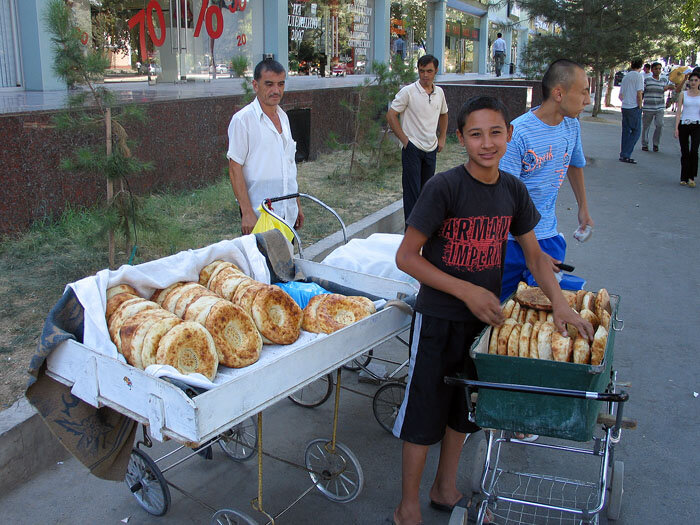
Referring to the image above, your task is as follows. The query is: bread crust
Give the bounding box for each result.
[141,317,182,369]
[156,321,219,380]
[252,286,303,344]
[106,292,138,319]
[599,309,611,331]
[502,299,516,318]
[551,331,572,362]
[219,275,254,302]
[235,283,269,316]
[317,293,371,334]
[302,294,328,333]
[581,291,595,311]
[524,308,538,326]
[488,325,500,354]
[151,282,184,306]
[595,288,611,316]
[579,309,599,330]
[108,299,159,349]
[575,290,587,312]
[199,260,225,286]
[519,322,532,357]
[183,295,222,322]
[497,319,517,355]
[174,283,216,318]
[573,335,591,364]
[107,284,138,301]
[591,326,608,366]
[205,261,236,289]
[204,300,262,368]
[510,302,521,321]
[529,321,542,358]
[120,310,174,368]
[537,322,555,360]
[349,296,376,315]
[507,324,521,357]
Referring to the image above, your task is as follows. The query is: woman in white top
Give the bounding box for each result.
[674,71,700,187]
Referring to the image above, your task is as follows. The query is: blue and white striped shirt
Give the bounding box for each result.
[499,108,586,240]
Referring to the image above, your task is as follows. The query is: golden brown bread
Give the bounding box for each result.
[529,321,543,358]
[488,325,500,354]
[497,319,517,356]
[579,309,599,330]
[156,321,219,380]
[204,300,262,368]
[581,291,595,312]
[205,261,237,289]
[151,282,184,306]
[567,323,579,341]
[515,287,552,311]
[537,322,555,360]
[198,260,226,286]
[141,317,182,369]
[317,293,371,334]
[591,326,608,366]
[349,296,377,315]
[502,299,516,318]
[517,307,527,323]
[519,322,532,357]
[235,283,269,316]
[219,275,254,302]
[119,310,175,368]
[516,281,529,294]
[174,283,216,318]
[575,289,587,312]
[510,302,521,321]
[538,310,548,323]
[162,283,196,313]
[595,288,611,316]
[231,279,262,306]
[252,286,303,344]
[562,290,577,309]
[183,295,222,322]
[107,284,138,301]
[108,299,159,349]
[551,331,572,362]
[524,308,539,326]
[106,292,138,319]
[573,335,591,364]
[599,309,611,331]
[507,324,521,357]
[210,267,249,300]
[302,294,328,333]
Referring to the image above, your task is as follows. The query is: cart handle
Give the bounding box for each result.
[444,377,629,403]
[261,193,347,259]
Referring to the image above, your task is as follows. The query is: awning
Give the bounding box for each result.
[446,0,488,17]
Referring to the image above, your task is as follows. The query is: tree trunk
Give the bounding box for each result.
[592,70,603,117]
[106,107,115,269]
[604,70,614,107]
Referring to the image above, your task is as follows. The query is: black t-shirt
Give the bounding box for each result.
[407,165,540,322]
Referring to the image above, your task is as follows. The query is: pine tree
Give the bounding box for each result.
[45,0,154,267]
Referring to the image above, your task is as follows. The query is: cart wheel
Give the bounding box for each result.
[448,497,486,525]
[124,448,171,516]
[288,373,333,408]
[342,350,373,371]
[463,431,487,495]
[606,460,624,520]
[219,417,258,462]
[304,439,364,503]
[211,508,258,525]
[372,381,406,433]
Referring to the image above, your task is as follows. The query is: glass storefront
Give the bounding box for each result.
[390,0,426,65]
[444,7,480,74]
[0,0,21,88]
[287,0,374,77]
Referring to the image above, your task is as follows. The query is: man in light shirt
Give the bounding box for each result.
[618,58,645,164]
[493,33,507,77]
[227,59,304,234]
[387,55,448,223]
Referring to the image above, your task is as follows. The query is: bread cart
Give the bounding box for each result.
[444,294,634,525]
[44,240,416,524]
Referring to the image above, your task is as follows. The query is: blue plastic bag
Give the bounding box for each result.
[275,281,330,309]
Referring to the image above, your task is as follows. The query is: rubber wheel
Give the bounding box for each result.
[372,381,406,433]
[304,439,364,502]
[211,508,258,525]
[342,349,373,371]
[219,417,257,461]
[124,448,171,516]
[288,373,333,408]
[606,460,624,520]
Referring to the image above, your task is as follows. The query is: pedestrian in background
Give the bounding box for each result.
[674,71,700,188]
[492,33,507,77]
[618,59,645,164]
[641,62,674,152]
[387,55,448,224]
[643,63,652,78]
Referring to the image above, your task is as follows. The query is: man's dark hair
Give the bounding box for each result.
[497,32,502,38]
[254,59,285,80]
[631,58,644,70]
[644,63,651,69]
[651,62,662,69]
[541,59,585,101]
[457,96,511,133]
[417,54,438,69]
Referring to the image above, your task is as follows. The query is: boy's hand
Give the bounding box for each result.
[461,284,504,326]
[552,304,594,341]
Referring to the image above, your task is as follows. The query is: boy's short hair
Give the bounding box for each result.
[631,58,644,70]
[418,54,439,69]
[541,59,584,100]
[457,96,511,133]
[651,62,662,69]
[254,59,286,80]
[497,32,502,38]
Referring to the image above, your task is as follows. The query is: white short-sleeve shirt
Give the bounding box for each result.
[390,81,448,152]
[619,70,645,109]
[227,97,298,223]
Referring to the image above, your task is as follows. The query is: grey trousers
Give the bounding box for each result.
[642,109,664,147]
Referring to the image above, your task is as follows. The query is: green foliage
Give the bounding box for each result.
[337,55,417,180]
[230,54,248,77]
[45,0,154,267]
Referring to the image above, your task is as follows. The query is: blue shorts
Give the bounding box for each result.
[500,234,585,302]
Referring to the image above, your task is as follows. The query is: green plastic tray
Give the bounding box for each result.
[468,295,620,442]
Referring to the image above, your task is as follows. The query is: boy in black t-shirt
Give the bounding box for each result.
[390,96,593,525]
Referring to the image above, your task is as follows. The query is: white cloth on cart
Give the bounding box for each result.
[321,233,419,291]
[67,235,270,364]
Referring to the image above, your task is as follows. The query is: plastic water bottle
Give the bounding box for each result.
[573,225,593,243]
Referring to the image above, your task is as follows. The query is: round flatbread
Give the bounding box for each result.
[488,324,501,355]
[551,331,572,362]
[529,321,543,358]
[204,301,262,368]
[235,283,269,316]
[107,284,138,301]
[231,279,261,305]
[317,294,371,334]
[108,298,158,346]
[141,317,182,369]
[207,263,240,291]
[518,322,532,358]
[162,282,201,314]
[524,308,538,326]
[252,286,303,344]
[199,260,226,286]
[219,274,255,302]
[106,292,138,319]
[183,295,222,322]
[119,310,174,368]
[507,324,521,357]
[302,294,328,333]
[573,335,591,364]
[209,267,245,298]
[537,322,555,360]
[579,309,599,330]
[348,296,376,315]
[497,318,517,356]
[502,299,516,318]
[156,321,219,380]
[151,282,184,306]
[575,290,587,312]
[174,283,215,318]
[591,326,608,366]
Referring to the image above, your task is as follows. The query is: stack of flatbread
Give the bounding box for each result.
[106,284,219,380]
[488,282,612,365]
[302,294,376,334]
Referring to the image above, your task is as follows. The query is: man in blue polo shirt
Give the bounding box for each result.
[499,59,594,301]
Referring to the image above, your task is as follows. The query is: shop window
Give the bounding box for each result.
[0,0,21,88]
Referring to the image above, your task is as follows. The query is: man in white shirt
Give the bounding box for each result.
[227,60,304,234]
[493,33,507,77]
[386,55,448,223]
[618,58,645,164]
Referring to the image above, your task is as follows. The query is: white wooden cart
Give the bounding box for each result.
[46,259,415,524]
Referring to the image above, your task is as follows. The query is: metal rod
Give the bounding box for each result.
[159,446,212,475]
[263,485,317,525]
[153,444,187,465]
[330,368,342,452]
[167,479,217,512]
[495,437,603,457]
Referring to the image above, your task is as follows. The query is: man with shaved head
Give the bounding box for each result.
[499,59,594,302]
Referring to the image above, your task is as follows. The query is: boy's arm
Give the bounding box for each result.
[515,230,594,340]
[396,226,505,326]
[567,166,594,230]
[386,108,409,147]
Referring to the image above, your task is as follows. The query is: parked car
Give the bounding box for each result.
[216,63,229,75]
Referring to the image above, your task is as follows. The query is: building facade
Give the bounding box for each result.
[1,0,539,92]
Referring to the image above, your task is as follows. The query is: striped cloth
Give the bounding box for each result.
[499,108,586,240]
[642,76,670,111]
